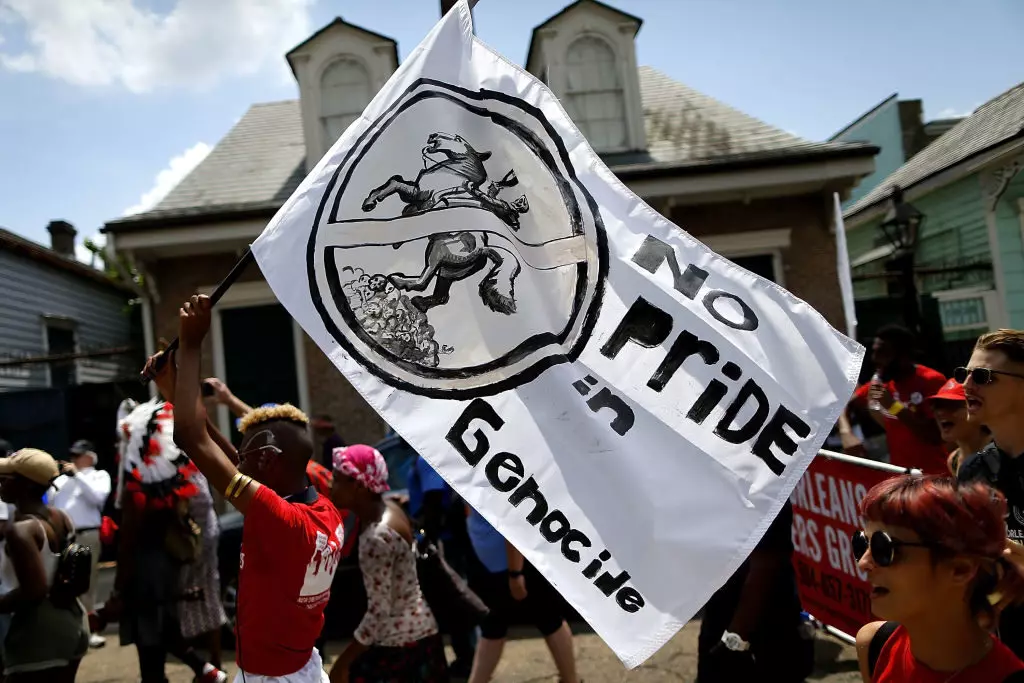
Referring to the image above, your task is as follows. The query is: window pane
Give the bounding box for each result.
[323,113,359,145]
[320,58,372,118]
[564,37,626,150]
[46,326,76,387]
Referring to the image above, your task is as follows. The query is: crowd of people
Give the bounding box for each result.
[2,297,1024,682]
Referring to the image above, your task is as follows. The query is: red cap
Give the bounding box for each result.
[928,378,966,402]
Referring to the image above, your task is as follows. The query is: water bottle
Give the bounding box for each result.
[868,372,884,412]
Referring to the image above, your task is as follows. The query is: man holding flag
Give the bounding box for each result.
[149,295,344,683]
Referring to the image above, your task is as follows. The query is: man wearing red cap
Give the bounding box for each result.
[925,378,991,475]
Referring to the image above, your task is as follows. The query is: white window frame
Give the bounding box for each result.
[40,315,79,387]
[699,228,790,287]
[199,281,310,437]
[932,286,1003,334]
[564,33,628,153]
[318,55,372,154]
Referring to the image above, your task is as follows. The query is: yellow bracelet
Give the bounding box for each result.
[888,401,905,416]
[225,472,245,498]
[232,475,254,500]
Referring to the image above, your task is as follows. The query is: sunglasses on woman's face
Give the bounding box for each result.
[954,366,1024,385]
[852,530,936,567]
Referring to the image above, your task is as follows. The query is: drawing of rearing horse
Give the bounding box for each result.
[359,132,528,315]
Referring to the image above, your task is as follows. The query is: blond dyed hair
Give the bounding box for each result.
[237,403,309,434]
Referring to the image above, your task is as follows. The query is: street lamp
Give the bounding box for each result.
[879,185,925,333]
[879,185,924,253]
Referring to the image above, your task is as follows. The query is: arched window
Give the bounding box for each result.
[320,57,372,146]
[565,37,627,151]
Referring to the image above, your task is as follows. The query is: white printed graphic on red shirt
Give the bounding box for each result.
[298,524,345,607]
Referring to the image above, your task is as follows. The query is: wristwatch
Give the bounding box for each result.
[720,631,750,652]
[508,570,524,578]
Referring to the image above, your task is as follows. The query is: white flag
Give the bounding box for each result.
[252,2,864,667]
[834,192,858,339]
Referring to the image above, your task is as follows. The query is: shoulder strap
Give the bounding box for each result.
[868,621,899,676]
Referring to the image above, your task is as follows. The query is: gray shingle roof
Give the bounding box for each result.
[110,100,306,225]
[108,68,872,230]
[638,66,856,165]
[845,81,1024,218]
[0,227,135,293]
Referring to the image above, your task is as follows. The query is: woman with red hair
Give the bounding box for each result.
[854,475,1024,682]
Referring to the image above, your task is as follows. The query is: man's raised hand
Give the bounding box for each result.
[179,295,213,350]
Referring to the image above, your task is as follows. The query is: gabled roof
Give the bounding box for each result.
[106,100,306,231]
[829,93,898,141]
[106,67,874,232]
[285,17,399,76]
[845,81,1024,219]
[637,66,869,167]
[0,227,134,293]
[526,0,642,70]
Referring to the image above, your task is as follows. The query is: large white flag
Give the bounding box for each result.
[252,2,864,667]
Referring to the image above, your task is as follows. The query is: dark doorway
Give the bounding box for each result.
[220,305,301,443]
[730,254,777,283]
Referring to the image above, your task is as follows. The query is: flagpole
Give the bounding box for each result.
[834,193,858,340]
[140,247,255,382]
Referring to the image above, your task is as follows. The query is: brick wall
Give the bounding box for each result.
[303,333,388,445]
[670,193,846,330]
[147,251,386,444]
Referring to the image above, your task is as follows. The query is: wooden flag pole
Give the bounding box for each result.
[140,247,255,382]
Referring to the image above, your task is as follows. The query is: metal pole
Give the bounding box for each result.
[816,448,921,476]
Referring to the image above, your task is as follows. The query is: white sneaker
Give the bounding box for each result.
[89,634,106,649]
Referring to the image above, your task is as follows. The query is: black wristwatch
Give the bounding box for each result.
[508,570,524,578]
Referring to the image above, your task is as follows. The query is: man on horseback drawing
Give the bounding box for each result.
[361,132,529,229]
[359,132,529,317]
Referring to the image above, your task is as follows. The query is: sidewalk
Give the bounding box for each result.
[77,620,862,682]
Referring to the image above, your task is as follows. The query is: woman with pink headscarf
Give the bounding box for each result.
[327,445,448,683]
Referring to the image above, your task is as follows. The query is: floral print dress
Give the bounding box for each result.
[350,521,448,683]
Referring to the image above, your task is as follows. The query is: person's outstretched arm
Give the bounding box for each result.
[161,294,258,514]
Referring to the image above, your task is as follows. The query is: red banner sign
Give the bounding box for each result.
[790,455,899,636]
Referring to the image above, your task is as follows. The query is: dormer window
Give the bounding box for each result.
[565,36,627,151]
[320,57,373,146]
[525,1,646,154]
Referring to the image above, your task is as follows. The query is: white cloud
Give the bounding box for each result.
[0,0,314,93]
[937,104,979,119]
[124,141,211,215]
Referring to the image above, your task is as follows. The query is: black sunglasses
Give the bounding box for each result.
[852,530,937,567]
[954,366,1024,385]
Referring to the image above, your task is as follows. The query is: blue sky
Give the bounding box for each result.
[1,0,1021,260]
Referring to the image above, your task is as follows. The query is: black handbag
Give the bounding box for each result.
[415,536,489,633]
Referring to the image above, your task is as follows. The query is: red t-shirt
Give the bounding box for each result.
[874,625,1023,681]
[853,365,949,474]
[236,485,345,676]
